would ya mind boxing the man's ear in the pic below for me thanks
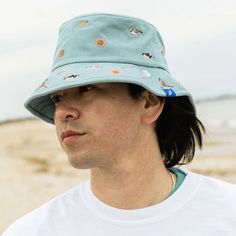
[141,91,165,124]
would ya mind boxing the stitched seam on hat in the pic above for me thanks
[52,62,169,73]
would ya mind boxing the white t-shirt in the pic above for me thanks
[3,170,236,235]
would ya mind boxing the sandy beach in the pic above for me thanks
[1,115,236,232]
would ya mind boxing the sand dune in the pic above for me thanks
[1,118,236,232]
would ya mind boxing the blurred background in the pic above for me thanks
[1,0,236,232]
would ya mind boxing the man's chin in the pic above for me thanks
[67,154,99,169]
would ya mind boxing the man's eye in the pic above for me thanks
[79,85,95,93]
[50,95,62,104]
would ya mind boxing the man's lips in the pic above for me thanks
[61,130,86,142]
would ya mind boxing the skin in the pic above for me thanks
[52,83,176,210]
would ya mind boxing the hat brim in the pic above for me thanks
[24,62,193,124]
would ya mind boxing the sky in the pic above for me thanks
[0,0,236,121]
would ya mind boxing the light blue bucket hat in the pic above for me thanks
[24,13,193,124]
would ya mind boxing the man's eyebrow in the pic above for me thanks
[50,91,64,97]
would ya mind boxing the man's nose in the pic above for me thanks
[54,102,80,122]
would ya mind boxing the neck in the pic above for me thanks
[90,140,176,210]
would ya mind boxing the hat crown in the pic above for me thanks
[52,13,168,71]
[25,13,193,124]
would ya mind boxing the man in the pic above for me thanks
[3,13,236,235]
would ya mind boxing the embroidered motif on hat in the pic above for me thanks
[142,52,153,60]
[36,78,49,90]
[158,78,176,97]
[122,64,136,69]
[56,49,65,59]
[129,27,142,35]
[56,70,67,76]
[85,65,102,71]
[161,49,165,56]
[96,38,106,48]
[172,78,183,87]
[63,74,80,81]
[111,70,121,74]
[75,20,88,29]
[142,70,151,79]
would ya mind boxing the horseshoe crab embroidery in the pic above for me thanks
[129,26,142,35]
[63,74,80,81]
[142,52,153,60]
[159,78,176,97]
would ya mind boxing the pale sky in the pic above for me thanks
[0,0,236,121]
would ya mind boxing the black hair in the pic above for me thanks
[127,83,206,168]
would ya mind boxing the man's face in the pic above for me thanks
[52,83,144,169]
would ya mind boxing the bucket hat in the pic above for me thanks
[24,13,193,124]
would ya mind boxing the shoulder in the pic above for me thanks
[186,170,236,209]
[194,172,236,195]
[2,181,87,235]
[175,169,236,224]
